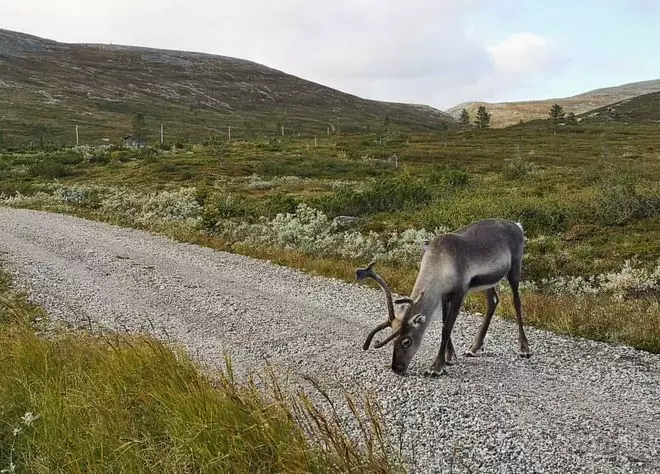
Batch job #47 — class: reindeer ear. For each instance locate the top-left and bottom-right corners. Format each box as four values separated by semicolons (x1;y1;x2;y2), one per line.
409;314;426;327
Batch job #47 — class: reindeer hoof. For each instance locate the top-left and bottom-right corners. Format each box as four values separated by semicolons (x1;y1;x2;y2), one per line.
464;349;479;357
518;350;532;359
424;368;447;378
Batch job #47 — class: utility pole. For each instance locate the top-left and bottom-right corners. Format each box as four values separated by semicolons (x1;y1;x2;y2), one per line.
314;135;317;148
160;124;164;144
228;125;231;141
75;125;79;146
281;125;284;137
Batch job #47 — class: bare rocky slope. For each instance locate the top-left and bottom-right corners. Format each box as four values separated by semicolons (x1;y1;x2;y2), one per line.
446;79;660;128
0;29;453;147
1;207;659;473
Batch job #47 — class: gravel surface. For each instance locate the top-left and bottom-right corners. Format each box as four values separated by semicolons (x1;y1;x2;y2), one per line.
1;207;659;473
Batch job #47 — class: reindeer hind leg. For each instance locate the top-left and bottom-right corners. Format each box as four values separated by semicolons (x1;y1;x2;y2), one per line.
466;287;498;356
508;272;531;358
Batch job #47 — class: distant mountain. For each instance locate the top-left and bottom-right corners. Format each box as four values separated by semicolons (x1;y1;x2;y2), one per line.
446;79;660;128
0;29;453;147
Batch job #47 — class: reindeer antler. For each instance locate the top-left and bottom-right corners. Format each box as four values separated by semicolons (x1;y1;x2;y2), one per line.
356;261;401;349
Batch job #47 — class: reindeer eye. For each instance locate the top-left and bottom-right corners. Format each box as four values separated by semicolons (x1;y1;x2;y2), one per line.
401;338;412;349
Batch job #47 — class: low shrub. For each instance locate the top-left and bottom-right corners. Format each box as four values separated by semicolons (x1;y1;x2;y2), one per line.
314;172;434;217
28;162;75;179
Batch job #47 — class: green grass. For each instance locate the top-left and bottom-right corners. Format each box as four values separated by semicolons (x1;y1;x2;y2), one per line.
0;270;404;473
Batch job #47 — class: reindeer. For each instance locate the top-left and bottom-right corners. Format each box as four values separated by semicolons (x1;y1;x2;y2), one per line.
357;218;531;377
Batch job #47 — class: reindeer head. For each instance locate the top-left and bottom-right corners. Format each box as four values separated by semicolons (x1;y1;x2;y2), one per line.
357;262;427;375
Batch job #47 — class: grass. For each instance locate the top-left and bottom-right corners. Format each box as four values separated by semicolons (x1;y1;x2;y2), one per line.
1;122;659;353
0;269;404;473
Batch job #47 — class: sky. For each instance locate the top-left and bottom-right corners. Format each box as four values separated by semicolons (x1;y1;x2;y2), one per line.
2;0;660;110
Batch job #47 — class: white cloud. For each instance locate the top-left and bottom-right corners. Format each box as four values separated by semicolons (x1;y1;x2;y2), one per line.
488;33;563;77
0;0;570;109
456;32;569;101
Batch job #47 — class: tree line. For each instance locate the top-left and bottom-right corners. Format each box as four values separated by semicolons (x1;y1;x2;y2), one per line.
458;103;578;131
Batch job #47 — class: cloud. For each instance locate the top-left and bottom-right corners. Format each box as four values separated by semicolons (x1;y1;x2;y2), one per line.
460;32;569;101
488;33;564;78
1;0;571;109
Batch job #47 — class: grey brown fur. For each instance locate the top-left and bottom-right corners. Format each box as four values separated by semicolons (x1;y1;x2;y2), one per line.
358;218;531;376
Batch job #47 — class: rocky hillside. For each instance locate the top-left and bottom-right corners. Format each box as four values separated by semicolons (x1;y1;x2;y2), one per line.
0;29;453;147
446;79;660;128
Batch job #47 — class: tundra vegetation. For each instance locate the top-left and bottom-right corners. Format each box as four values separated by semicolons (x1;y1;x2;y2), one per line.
1;124;658;352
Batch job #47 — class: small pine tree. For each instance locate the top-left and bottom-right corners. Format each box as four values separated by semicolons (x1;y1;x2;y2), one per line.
565;112;578;125
549;103;565;134
131;112;147;139
459;108;470;125
474;105;491;129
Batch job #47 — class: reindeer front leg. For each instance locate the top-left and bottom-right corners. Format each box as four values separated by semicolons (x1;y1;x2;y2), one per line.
442;298;457;365
426;293;463;377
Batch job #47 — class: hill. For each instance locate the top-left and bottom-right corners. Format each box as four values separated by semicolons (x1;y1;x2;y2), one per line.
0;29;453;148
577;91;660;124
446;79;660;128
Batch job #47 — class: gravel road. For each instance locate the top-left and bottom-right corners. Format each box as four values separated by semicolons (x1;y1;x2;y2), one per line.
1;207;659;473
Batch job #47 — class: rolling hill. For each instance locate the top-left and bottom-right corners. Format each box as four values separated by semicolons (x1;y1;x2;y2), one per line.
0;29;453;148
577;90;660;124
446;79;660;128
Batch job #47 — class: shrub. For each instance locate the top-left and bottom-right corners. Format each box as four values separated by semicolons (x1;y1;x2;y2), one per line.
53;184;102;208
429;165;470;188
87;153;110;164
502;156;537;180
517;206;569;235
314;172;434;217
540;259;660;300
594;181;659;226
263;194;300;218
28;162;75;179
218;204;438;265
96;187;203;227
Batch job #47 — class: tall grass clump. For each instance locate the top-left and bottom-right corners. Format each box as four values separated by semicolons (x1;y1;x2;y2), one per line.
0;273;404;473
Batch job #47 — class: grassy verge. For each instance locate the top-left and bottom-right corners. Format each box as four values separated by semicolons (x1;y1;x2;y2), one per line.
0;269;404;473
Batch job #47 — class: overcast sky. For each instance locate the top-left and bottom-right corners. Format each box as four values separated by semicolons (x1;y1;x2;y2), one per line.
2;0;659;110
